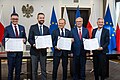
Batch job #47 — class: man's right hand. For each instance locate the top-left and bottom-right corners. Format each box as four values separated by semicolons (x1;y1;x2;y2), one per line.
55;46;61;50
33;44;36;47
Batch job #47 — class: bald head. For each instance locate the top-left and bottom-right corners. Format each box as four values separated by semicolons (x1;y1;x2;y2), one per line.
76;17;83;28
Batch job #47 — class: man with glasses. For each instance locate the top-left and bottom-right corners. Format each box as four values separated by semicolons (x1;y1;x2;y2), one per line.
2;13;27;80
71;17;89;80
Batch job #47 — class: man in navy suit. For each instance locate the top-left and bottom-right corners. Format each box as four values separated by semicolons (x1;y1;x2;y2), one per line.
92;18;109;80
28;13;50;80
71;17;89;80
52;18;72;80
2;13;27;80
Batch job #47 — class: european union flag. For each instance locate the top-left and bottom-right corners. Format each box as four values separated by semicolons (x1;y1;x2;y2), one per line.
49;6;58;34
76;5;81;18
104;4;116;54
75;6;81;25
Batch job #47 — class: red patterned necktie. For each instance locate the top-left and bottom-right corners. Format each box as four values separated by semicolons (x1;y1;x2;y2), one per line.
14;26;18;37
79;28;82;39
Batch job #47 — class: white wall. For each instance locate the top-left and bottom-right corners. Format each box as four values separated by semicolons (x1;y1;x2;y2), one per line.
0;0;108;41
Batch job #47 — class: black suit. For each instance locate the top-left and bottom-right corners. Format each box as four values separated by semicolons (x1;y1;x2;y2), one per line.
52;28;72;80
92;28;109;80
28;24;50;80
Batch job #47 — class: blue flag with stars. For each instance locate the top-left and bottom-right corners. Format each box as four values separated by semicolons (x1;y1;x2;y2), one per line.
49;6;58;52
104;4;116;54
75;6;81;25
76;6;81;18
49;6;58;34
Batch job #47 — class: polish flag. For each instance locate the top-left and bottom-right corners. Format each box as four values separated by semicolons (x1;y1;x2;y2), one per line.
0;5;4;43
86;7;94;38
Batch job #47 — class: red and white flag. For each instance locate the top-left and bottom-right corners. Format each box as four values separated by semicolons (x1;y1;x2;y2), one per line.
116;12;120;52
116;23;120;52
86;6;95;38
0;5;5;43
63;6;71;30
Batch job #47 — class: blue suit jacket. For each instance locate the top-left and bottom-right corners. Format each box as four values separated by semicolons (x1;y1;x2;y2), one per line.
71;26;89;56
28;24;50;56
92;28;109;53
52;28;72;57
2;24;27;57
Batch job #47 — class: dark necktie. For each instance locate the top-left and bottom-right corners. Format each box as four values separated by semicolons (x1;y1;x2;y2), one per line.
40;26;42;35
79;28;82;39
61;28;64;37
14;26;18;37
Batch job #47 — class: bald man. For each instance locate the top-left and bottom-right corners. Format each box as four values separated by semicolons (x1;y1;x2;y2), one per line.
71;17;89;80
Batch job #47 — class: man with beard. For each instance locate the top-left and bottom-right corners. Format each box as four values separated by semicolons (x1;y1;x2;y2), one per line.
28;13;50;80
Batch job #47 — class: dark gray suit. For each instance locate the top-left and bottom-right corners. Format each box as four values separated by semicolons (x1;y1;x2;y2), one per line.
28;24;50;80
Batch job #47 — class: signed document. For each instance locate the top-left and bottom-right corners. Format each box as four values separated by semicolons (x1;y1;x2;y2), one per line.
83;38;99;50
35;35;53;49
5;38;24;52
57;36;72;50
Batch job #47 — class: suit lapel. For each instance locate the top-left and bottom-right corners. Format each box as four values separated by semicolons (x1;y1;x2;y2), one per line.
57;29;60;36
43;25;46;35
10;25;16;37
36;24;41;35
75;27;81;41
93;28;97;38
100;28;105;45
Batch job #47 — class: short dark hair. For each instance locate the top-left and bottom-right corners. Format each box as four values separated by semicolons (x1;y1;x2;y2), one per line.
37;13;45;17
11;13;19;17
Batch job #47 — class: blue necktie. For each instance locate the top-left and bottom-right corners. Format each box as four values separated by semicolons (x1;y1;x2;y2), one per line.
40;26;42;35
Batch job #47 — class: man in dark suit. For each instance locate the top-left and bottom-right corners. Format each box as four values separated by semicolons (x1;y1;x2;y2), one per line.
92;18;109;80
52;18;72;80
28;13;50;80
71;17;89;80
2;13;27;80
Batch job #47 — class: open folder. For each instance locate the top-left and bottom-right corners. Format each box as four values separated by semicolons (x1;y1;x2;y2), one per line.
5;38;25;52
35;35;53;49
57;36;72;50
83;38;99;50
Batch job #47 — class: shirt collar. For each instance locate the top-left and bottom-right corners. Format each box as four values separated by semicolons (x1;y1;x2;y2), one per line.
97;28;103;31
59;28;65;31
12;24;18;27
38;23;43;27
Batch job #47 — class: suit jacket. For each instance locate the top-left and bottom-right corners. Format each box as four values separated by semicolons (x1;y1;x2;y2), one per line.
28;23;50;56
71;26;89;56
2;24;27;57
92;28;109;54
52;28;72;57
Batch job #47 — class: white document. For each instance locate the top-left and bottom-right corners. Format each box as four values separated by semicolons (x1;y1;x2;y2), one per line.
35;35;53;49
83;38;99;50
57;36;72;50
5;38;24;52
